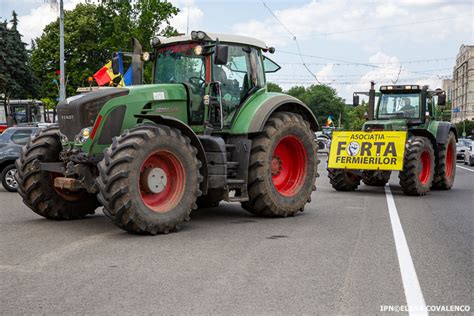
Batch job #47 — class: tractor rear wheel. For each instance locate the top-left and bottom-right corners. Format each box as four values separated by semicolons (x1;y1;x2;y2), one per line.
362;170;391;186
432;131;456;190
398;136;435;196
97;125;202;235
328;169;361;191
15;126;99;219
242;112;317;217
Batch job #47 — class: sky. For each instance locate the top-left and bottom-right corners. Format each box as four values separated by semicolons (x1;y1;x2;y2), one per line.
1;0;473;101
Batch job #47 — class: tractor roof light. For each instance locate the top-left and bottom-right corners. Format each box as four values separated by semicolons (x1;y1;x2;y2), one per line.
142;52;150;61
405;85;412;89
191;30;207;41
151;36;161;47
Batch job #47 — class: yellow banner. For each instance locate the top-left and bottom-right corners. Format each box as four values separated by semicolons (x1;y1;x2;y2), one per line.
328;131;407;171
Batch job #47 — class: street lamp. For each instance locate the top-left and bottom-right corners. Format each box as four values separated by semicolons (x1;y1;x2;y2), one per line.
45;0;66;102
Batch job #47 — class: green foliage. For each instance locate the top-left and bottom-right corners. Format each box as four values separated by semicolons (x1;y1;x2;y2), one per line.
343;101;368;130
0;11;38;99
267;82;283;93
455;120;474;137
31;1;179;100
287;85;346;128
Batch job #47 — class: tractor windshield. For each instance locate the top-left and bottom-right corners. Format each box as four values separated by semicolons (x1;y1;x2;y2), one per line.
377;93;420;119
154;43;205;85
154;43;207;123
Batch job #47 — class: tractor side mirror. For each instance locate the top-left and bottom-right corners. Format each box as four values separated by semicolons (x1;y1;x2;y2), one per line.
353;94;359;107
111;53;121;75
437;94;446;106
214;45;228;65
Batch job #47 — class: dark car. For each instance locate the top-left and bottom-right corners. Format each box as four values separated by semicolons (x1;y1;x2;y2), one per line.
0;126;41;192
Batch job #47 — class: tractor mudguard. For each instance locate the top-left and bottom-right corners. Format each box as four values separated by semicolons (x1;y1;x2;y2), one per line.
232;93;318;134
434;122;458;144
409;128;438;154
248;94;318;133
134;114;209;194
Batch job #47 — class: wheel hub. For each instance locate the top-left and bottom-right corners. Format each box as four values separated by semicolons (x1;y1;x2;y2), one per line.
142;167;167;194
5;169;17;189
271;156;282;176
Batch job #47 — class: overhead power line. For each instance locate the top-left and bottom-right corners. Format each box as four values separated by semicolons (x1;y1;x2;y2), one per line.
261;0;323;84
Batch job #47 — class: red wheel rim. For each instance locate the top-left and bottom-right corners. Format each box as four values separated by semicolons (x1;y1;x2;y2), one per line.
271;135;308;197
418;151;431;185
139;150;185;213
446;142;454;177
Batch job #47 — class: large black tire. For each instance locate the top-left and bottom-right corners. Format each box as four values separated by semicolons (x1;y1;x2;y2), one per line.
399;136;435;196
328;169;361;191
97;125;202;235
242;112;317;217
432;131;456;190
362;170;391;186
15;126;99;219
1;164;18;192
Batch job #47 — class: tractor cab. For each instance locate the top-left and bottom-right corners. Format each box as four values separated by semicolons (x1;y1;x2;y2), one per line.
112;31;281;130
353;84;446;132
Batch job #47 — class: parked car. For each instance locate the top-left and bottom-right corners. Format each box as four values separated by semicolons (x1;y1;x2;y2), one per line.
0;126;41;192
315;132;330;154
456;139;471;160
463;140;474;166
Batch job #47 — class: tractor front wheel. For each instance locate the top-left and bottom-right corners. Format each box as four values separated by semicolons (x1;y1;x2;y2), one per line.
242;112;317;217
432;131;456;190
15;126;99;219
97;125;202;235
398;136;435;196
328;169;361;191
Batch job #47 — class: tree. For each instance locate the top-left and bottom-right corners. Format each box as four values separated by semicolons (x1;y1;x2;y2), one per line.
31;1;178;100
267;82;282;93
287;85;346;128
0;11;38;99
343;101;367;130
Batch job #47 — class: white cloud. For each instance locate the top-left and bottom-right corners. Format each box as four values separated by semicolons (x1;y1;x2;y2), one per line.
231;0;473;47
17;0;85;45
169;0;203;34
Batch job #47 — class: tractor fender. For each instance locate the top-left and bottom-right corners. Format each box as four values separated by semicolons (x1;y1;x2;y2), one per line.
247;95;319;133
435;122;458;144
134;114;209;194
409;128;438;154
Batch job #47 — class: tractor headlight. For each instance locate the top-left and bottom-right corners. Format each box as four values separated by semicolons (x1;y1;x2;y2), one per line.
75;127;91;144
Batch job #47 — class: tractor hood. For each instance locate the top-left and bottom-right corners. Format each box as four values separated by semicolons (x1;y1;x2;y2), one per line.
362;119;408;132
57;88;129;141
57;84;188;142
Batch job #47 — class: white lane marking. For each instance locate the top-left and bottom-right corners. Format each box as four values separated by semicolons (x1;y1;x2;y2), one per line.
385;185;428;316
457;164;474;172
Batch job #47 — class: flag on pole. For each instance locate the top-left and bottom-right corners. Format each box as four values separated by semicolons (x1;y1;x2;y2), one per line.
118;67;133;87
93;61;120;86
326;115;334;127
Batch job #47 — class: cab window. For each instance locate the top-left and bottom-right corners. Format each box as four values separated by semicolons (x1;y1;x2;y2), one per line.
213;45;264;123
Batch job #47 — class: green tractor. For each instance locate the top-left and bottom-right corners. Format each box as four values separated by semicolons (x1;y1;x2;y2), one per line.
16;31;319;234
328;82;457;195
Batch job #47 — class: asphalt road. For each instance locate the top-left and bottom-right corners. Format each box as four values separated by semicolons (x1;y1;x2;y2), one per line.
1;158;472;314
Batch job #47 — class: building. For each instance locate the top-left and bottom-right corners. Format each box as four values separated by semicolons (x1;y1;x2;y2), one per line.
451;45;474;124
442;78;453;104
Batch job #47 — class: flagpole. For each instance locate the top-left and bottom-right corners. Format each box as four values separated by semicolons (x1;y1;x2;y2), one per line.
59;0;66;102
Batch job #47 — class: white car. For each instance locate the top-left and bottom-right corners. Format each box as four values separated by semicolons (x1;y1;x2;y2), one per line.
463;140;474;166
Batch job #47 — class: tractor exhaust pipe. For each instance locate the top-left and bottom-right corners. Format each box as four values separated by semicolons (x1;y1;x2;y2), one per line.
131;38;143;85
368;81;375;120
